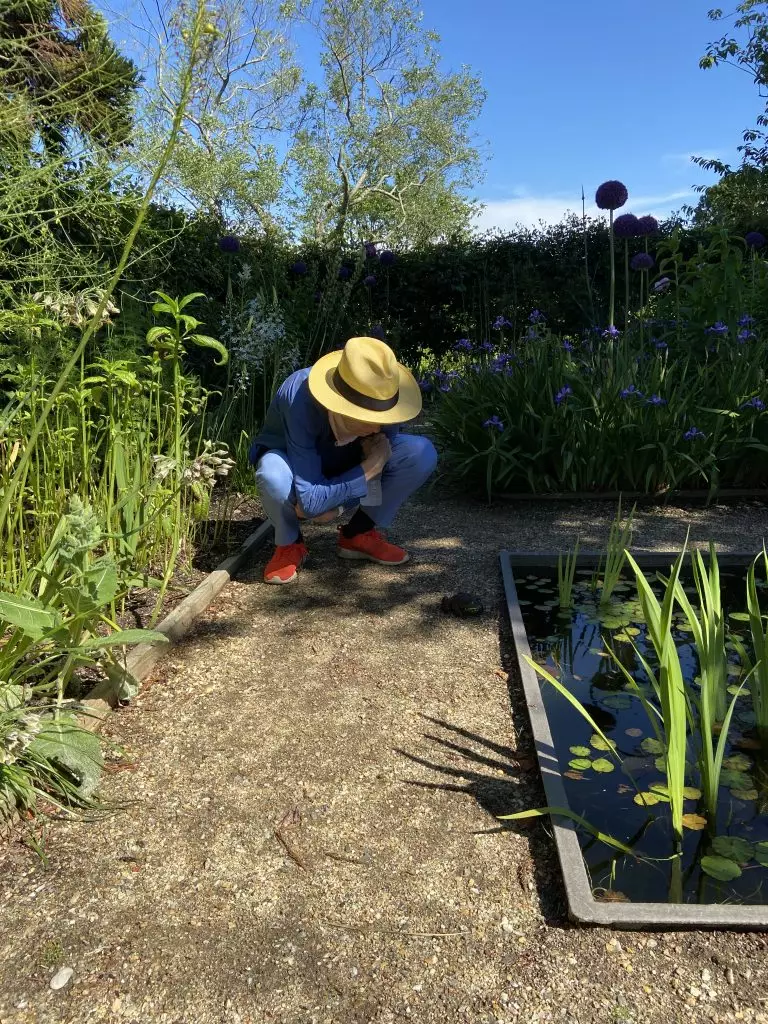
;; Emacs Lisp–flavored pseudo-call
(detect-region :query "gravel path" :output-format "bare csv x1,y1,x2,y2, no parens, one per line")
2,494,768,1024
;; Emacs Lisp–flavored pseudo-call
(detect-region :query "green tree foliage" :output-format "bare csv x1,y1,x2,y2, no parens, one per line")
288,0,486,246
692,164,768,230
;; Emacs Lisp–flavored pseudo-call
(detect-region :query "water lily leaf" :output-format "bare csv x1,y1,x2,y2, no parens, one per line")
589,648,610,658
712,836,754,863
569,745,591,757
590,734,617,752
733,736,762,751
683,786,702,800
568,757,592,771
682,813,708,831
624,626,641,636
641,737,664,755
649,782,670,796
754,842,768,867
722,753,753,772
617,783,633,794
602,694,632,710
727,684,749,696
701,855,742,881
601,617,624,630
720,769,754,789
625,727,643,738
613,632,631,642
730,787,759,801
564,770,585,780
727,663,743,677
534,605,553,611
675,623,694,633
517,600,532,606
592,757,615,773
654,757,667,773
634,792,662,806
729,612,751,623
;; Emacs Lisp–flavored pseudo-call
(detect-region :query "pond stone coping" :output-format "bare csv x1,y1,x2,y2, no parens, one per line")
500,548,768,930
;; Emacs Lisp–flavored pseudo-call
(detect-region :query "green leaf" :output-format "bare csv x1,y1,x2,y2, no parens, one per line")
0,591,59,639
683,786,702,800
0,683,25,711
74,629,169,652
101,660,141,702
569,745,591,757
568,757,592,771
712,836,754,863
28,714,103,798
592,757,615,773
700,855,742,881
640,737,664,755
634,791,662,806
590,734,617,752
722,752,752,772
729,612,751,623
498,805,633,854
190,334,229,366
754,841,768,867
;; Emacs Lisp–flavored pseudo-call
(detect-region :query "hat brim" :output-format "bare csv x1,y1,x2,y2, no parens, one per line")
308,351,422,425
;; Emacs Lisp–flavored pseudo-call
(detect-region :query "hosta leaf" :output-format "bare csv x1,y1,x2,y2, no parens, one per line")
700,855,742,881
712,836,754,863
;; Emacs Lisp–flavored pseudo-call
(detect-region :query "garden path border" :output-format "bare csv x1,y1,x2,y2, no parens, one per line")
80,520,273,724
498,489,768,503
500,548,768,930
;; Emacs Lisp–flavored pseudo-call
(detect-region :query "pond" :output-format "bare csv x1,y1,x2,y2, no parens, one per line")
515,565,768,906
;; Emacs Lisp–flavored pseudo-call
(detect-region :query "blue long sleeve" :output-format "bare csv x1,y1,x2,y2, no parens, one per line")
286,412,369,518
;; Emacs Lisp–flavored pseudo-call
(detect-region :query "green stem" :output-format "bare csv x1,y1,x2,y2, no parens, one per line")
624,240,630,331
608,210,616,329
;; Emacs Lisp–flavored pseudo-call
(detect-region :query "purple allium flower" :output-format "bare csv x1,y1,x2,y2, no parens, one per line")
418,377,433,393
563,340,574,352
603,325,620,339
653,277,672,293
738,328,757,343
706,321,728,335
554,385,572,405
492,315,512,330
595,180,628,211
620,384,643,399
483,415,504,431
738,313,756,327
683,426,706,441
369,323,386,341
364,240,377,258
363,274,377,287
637,215,659,236
290,260,308,275
654,339,668,350
529,309,545,323
741,397,766,411
454,338,473,352
630,252,654,271
378,249,396,266
218,235,241,253
338,266,352,280
647,394,667,406
746,231,766,249
613,213,641,239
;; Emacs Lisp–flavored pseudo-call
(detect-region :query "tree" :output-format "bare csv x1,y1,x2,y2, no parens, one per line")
287,0,486,247
691,164,768,230
137,0,301,230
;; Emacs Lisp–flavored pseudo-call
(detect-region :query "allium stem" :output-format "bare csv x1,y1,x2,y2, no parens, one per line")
608,210,616,329
624,241,630,330
582,186,594,322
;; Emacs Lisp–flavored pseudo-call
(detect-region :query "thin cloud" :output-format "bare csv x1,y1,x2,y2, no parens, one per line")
662,150,724,166
473,190,694,233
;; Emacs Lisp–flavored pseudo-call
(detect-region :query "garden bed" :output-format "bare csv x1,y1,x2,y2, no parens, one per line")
501,549,768,929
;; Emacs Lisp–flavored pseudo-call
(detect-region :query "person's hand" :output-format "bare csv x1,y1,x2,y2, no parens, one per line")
362,433,391,479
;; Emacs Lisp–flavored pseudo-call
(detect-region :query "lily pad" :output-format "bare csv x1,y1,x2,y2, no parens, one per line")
700,854,742,881
722,753,753,772
569,745,591,757
568,757,592,771
754,842,768,867
634,791,662,806
649,782,670,797
720,769,754,790
564,770,585,781
654,757,667,774
625,626,641,636
589,648,610,658
734,736,762,751
712,836,754,863
727,663,743,677
603,694,632,710
682,813,708,831
675,623,694,633
534,604,553,611
730,787,759,801
729,612,751,623
640,737,664,755
727,684,749,697
683,786,702,800
592,757,615,773
613,632,632,643
517,600,533,606
590,734,617,752
625,727,643,738
600,617,624,630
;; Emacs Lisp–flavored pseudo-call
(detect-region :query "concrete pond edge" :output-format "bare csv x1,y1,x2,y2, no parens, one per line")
499,548,768,930
79,520,273,728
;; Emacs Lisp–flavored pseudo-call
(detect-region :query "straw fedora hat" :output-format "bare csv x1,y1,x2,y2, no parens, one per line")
308,336,422,425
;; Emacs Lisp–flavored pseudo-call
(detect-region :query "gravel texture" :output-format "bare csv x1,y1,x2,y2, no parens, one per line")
2,492,768,1024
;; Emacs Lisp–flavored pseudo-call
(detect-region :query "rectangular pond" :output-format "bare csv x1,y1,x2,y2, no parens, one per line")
500,550,768,929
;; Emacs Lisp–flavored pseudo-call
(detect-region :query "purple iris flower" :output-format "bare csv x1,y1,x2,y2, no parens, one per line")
492,315,513,330
620,384,642,399
595,180,628,211
741,397,766,411
653,338,668,350
478,339,494,353
603,325,620,339
653,277,672,293
218,235,241,253
554,385,572,405
683,426,705,441
369,323,386,341
563,340,574,352
706,322,728,336
483,415,504,431
418,378,433,393
454,338,473,352
529,309,545,323
647,394,667,406
738,328,757,344
738,314,756,327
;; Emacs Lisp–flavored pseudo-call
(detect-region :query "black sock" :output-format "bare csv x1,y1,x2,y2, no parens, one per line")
341,509,375,538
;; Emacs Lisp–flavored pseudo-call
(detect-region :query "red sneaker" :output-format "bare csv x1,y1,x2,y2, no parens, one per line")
263,541,308,584
337,528,409,566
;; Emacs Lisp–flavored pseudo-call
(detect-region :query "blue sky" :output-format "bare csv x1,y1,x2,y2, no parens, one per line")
103,0,760,231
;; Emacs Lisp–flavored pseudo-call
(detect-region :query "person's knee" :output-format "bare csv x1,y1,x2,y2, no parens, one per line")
254,452,294,503
396,434,438,476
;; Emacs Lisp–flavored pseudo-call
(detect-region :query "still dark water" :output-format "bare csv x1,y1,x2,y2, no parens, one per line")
515,566,768,905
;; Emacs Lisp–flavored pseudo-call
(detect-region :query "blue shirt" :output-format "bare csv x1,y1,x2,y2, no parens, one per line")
249,368,400,519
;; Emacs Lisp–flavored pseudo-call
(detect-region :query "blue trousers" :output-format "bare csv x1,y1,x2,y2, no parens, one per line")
255,434,437,546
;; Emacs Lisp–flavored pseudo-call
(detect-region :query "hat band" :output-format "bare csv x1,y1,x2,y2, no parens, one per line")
333,367,399,412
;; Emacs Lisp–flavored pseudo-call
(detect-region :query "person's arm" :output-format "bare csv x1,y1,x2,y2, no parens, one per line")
286,411,369,519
